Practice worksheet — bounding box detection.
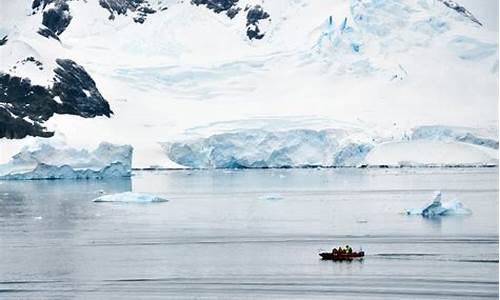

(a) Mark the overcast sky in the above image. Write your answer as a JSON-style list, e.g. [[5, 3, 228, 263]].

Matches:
[[460, 0, 499, 31]]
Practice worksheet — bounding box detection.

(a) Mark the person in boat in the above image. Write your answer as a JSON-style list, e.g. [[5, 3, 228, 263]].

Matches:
[[346, 245, 352, 254]]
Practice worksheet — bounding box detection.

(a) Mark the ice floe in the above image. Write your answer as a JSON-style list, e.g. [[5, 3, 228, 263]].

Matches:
[[258, 193, 283, 201], [93, 192, 168, 203]]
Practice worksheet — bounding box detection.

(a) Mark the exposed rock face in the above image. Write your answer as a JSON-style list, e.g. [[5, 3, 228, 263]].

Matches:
[[245, 5, 269, 40], [42, 1, 72, 35], [0, 59, 112, 139], [0, 73, 57, 138], [191, 0, 240, 18], [99, 0, 158, 23], [438, 0, 482, 26], [52, 59, 112, 118], [30, 0, 269, 39], [32, 0, 73, 39], [37, 27, 61, 41]]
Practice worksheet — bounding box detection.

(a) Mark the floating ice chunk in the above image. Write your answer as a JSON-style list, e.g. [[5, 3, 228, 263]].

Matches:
[[0, 141, 133, 180], [93, 192, 168, 203], [421, 191, 448, 216], [405, 191, 471, 216], [440, 200, 472, 215], [258, 193, 283, 201]]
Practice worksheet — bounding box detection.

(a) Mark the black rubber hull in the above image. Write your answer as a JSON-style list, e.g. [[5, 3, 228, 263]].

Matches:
[[319, 251, 364, 260]]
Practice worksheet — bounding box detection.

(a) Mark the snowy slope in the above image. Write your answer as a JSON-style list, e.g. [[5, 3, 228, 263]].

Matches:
[[0, 0, 498, 168], [0, 1, 112, 139], [366, 140, 498, 167]]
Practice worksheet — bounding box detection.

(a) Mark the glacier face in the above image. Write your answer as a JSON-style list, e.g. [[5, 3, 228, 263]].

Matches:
[[0, 0, 497, 167], [163, 123, 499, 169], [163, 128, 372, 168], [411, 125, 499, 149], [0, 141, 133, 180]]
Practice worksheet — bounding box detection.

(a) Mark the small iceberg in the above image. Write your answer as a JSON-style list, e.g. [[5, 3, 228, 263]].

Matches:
[[93, 192, 168, 203], [258, 193, 283, 200], [0, 141, 133, 180], [405, 191, 471, 217]]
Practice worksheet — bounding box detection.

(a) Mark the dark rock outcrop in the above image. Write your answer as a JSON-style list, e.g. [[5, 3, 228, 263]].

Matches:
[[438, 0, 482, 26], [0, 59, 112, 139], [191, 0, 237, 13], [245, 5, 269, 40], [37, 27, 61, 41], [52, 59, 112, 118], [0, 73, 57, 138], [191, 1, 270, 38], [99, 0, 157, 23], [42, 1, 72, 35], [0, 36, 7, 46], [32, 0, 72, 37]]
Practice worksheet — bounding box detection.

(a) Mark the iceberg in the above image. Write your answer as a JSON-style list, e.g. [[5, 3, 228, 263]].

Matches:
[[0, 141, 133, 180], [405, 192, 472, 216], [93, 192, 168, 203]]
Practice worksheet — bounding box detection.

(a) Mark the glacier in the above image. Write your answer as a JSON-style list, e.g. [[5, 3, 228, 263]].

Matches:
[[405, 191, 472, 216], [0, 0, 497, 168], [163, 122, 498, 169], [0, 141, 133, 180], [411, 125, 498, 149], [163, 129, 372, 168], [93, 192, 168, 203]]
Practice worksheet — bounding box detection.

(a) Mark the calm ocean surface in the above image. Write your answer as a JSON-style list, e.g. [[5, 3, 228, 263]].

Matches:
[[0, 168, 497, 299]]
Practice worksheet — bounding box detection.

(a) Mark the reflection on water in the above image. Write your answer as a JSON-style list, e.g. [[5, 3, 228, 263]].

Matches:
[[0, 168, 497, 299]]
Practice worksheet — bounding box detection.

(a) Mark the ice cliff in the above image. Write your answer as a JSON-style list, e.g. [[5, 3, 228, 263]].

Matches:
[[163, 128, 372, 168], [164, 124, 498, 168]]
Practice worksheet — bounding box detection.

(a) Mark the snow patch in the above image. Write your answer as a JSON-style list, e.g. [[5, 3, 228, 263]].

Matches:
[[365, 140, 498, 167]]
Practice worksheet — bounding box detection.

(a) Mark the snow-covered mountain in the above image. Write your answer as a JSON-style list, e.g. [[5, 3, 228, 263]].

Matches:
[[0, 0, 498, 168]]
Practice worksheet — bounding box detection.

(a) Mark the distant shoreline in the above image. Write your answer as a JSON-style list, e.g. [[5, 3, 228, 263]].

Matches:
[[132, 165, 499, 171]]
